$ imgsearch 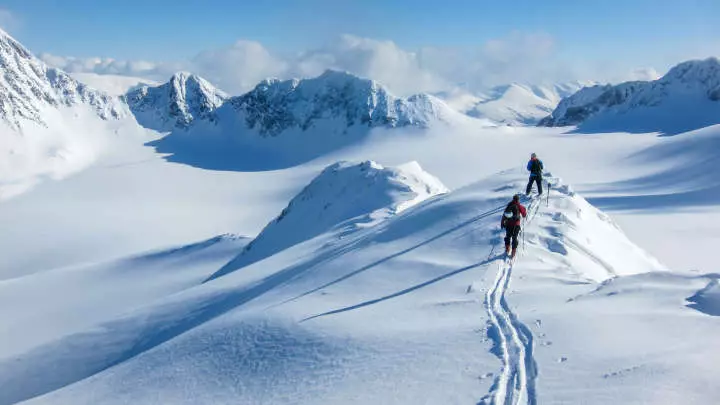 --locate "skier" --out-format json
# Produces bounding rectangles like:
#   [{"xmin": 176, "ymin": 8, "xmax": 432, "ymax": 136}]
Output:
[
  {"xmin": 526, "ymin": 152, "xmax": 544, "ymax": 195},
  {"xmin": 500, "ymin": 194, "xmax": 527, "ymax": 259}
]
